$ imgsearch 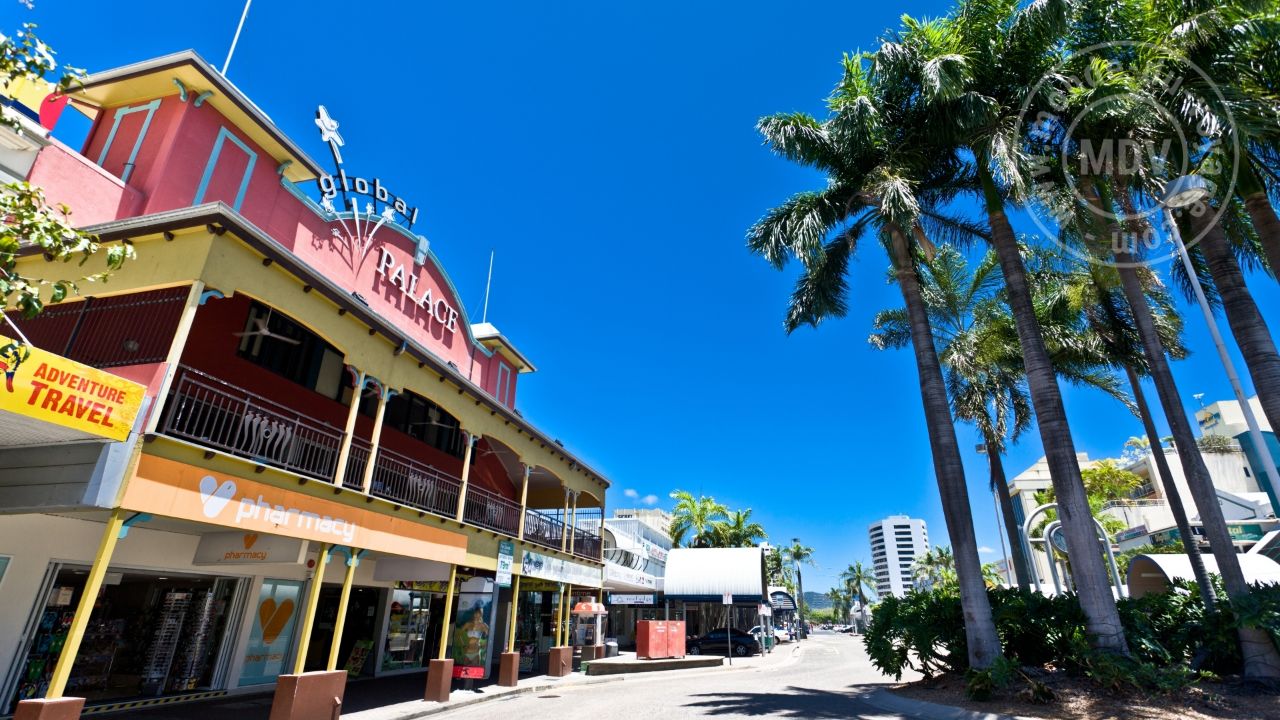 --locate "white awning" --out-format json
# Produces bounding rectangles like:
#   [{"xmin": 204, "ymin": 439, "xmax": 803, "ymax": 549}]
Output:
[
  {"xmin": 1128, "ymin": 553, "xmax": 1280, "ymax": 598},
  {"xmin": 663, "ymin": 547, "xmax": 766, "ymax": 602}
]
